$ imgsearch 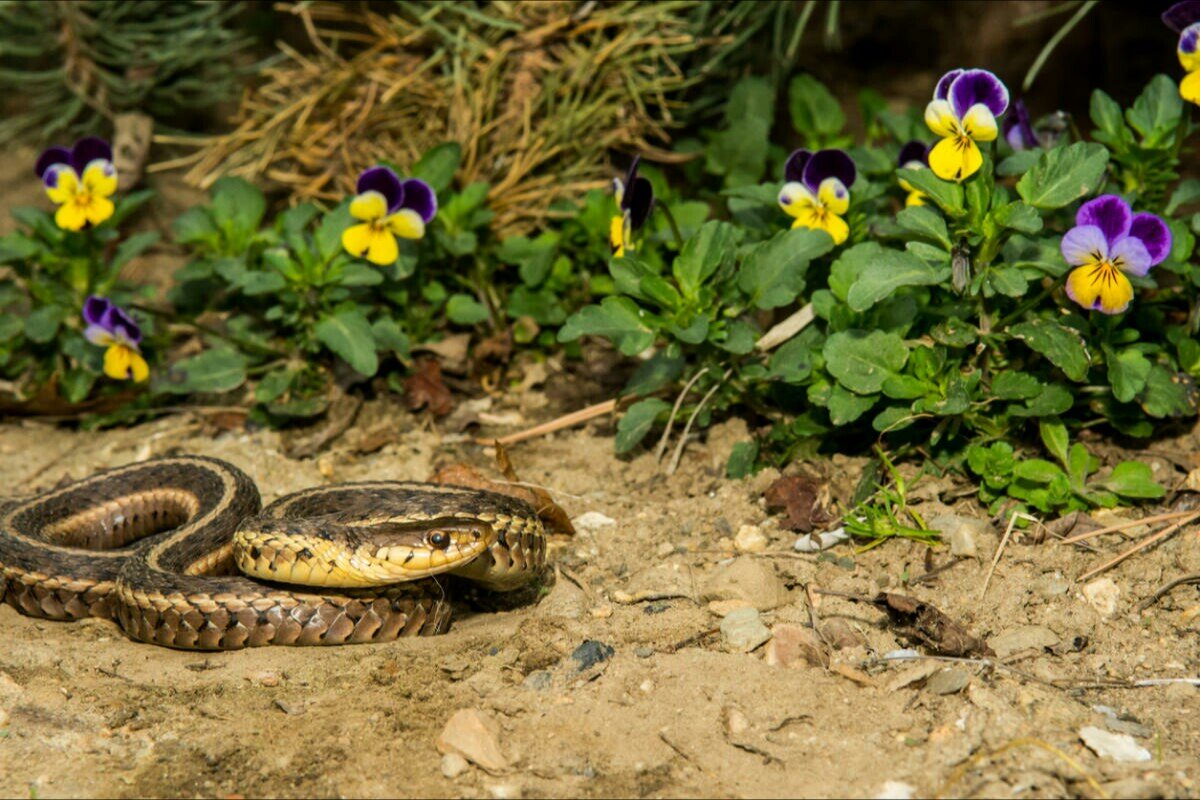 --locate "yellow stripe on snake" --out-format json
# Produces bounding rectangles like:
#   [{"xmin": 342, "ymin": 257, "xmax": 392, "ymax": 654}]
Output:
[{"xmin": 0, "ymin": 456, "xmax": 547, "ymax": 649}]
